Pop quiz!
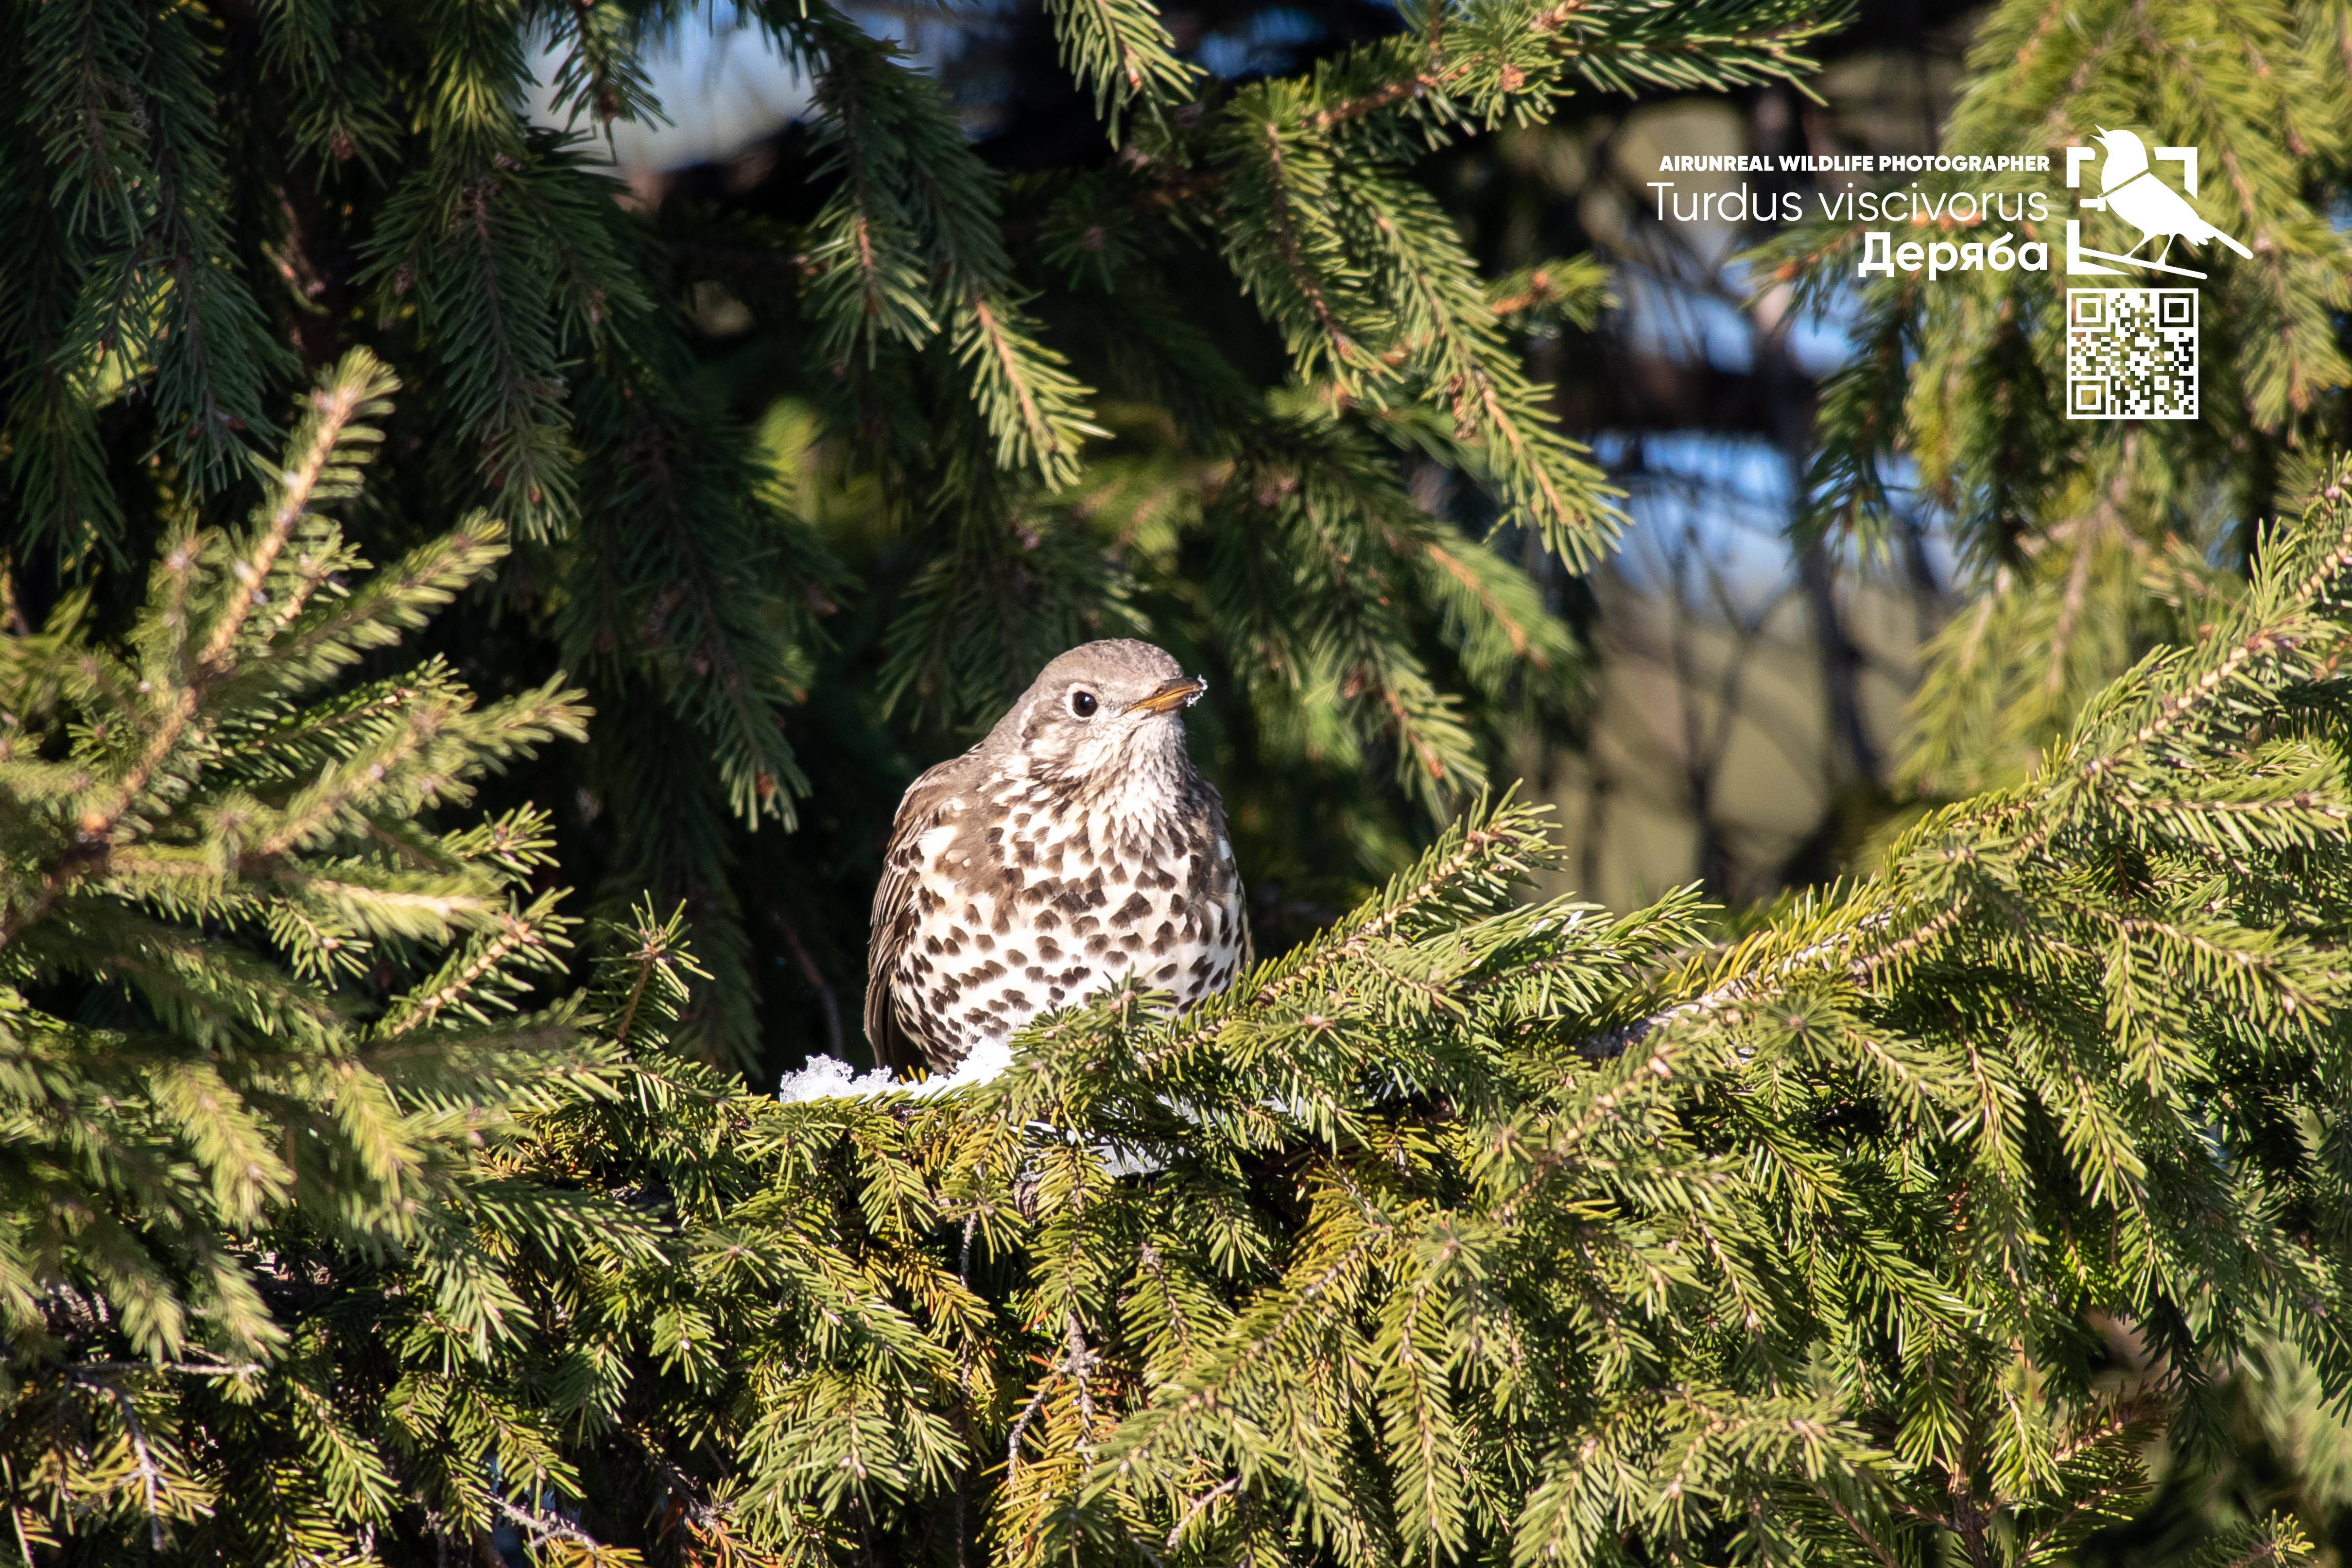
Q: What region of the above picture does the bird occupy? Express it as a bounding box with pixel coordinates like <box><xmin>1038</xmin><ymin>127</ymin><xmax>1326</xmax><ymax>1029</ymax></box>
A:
<box><xmin>865</xmin><ymin>639</ymin><xmax>1251</xmax><ymax>1074</ymax></box>
<box><xmin>2090</xmin><ymin>127</ymin><xmax>2252</xmax><ymax>266</ymax></box>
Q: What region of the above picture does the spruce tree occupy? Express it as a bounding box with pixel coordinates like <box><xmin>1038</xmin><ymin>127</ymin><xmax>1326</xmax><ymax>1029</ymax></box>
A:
<box><xmin>0</xmin><ymin>0</ymin><xmax>1842</xmax><ymax>1071</ymax></box>
<box><xmin>19</xmin><ymin>403</ymin><xmax>2352</xmax><ymax>1564</ymax></box>
<box><xmin>9</xmin><ymin>0</ymin><xmax>2352</xmax><ymax>1566</ymax></box>
<box><xmin>0</xmin><ymin>350</ymin><xmax>626</xmax><ymax>1559</ymax></box>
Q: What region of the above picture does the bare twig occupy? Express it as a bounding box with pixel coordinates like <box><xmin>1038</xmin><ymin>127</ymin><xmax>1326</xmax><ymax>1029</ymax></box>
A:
<box><xmin>1005</xmin><ymin>1370</ymin><xmax>1056</xmax><ymax>1476</ymax></box>
<box><xmin>1065</xmin><ymin>1313</ymin><xmax>1101</xmax><ymax>1455</ymax></box>
<box><xmin>1165</xmin><ymin>1476</ymin><xmax>1242</xmax><ymax>1551</ymax></box>
<box><xmin>89</xmin><ymin>1381</ymin><xmax>166</xmax><ymax>1550</ymax></box>
<box><xmin>494</xmin><ymin>1496</ymin><xmax>599</xmax><ymax>1549</ymax></box>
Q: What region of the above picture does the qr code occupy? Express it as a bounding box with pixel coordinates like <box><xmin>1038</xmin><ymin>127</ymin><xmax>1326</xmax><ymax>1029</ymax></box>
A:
<box><xmin>2066</xmin><ymin>289</ymin><xmax>2197</xmax><ymax>420</ymax></box>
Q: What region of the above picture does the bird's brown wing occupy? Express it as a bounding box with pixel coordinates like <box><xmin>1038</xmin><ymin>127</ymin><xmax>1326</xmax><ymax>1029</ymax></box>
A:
<box><xmin>865</xmin><ymin>752</ymin><xmax>977</xmax><ymax>1073</ymax></box>
<box><xmin>1199</xmin><ymin>775</ymin><xmax>1255</xmax><ymax>978</ymax></box>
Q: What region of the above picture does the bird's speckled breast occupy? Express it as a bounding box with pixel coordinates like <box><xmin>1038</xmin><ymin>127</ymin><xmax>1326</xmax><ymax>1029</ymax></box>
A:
<box><xmin>889</xmin><ymin>769</ymin><xmax>1245</xmax><ymax>1063</ymax></box>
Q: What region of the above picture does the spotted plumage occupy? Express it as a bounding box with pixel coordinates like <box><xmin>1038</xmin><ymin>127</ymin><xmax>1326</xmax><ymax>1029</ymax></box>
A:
<box><xmin>865</xmin><ymin>640</ymin><xmax>1251</xmax><ymax>1073</ymax></box>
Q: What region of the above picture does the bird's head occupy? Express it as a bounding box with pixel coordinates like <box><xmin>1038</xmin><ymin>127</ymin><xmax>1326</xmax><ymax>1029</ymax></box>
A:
<box><xmin>991</xmin><ymin>639</ymin><xmax>1207</xmax><ymax>787</ymax></box>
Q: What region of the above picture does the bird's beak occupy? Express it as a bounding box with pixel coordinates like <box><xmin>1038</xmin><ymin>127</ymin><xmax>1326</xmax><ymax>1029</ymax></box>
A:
<box><xmin>1126</xmin><ymin>676</ymin><xmax>1207</xmax><ymax>716</ymax></box>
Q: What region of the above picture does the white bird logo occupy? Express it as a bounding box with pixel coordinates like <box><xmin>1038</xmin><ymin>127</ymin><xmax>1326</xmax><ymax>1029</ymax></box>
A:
<box><xmin>2085</xmin><ymin>128</ymin><xmax>2252</xmax><ymax>266</ymax></box>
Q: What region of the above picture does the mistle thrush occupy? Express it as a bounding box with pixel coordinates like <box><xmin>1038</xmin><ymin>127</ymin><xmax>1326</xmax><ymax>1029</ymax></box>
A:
<box><xmin>865</xmin><ymin>640</ymin><xmax>1251</xmax><ymax>1073</ymax></box>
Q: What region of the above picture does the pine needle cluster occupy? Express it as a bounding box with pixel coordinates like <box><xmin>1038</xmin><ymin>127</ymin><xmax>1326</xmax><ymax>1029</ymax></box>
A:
<box><xmin>0</xmin><ymin>350</ymin><xmax>617</xmax><ymax>1560</ymax></box>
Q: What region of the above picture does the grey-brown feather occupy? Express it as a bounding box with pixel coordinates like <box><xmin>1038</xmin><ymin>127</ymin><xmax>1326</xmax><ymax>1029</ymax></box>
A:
<box><xmin>864</xmin><ymin>752</ymin><xmax>981</xmax><ymax>1073</ymax></box>
<box><xmin>864</xmin><ymin>640</ymin><xmax>1250</xmax><ymax>1073</ymax></box>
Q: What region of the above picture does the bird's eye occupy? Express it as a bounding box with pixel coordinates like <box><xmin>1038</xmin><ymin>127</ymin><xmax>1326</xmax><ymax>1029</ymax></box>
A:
<box><xmin>1070</xmin><ymin>689</ymin><xmax>1098</xmax><ymax>718</ymax></box>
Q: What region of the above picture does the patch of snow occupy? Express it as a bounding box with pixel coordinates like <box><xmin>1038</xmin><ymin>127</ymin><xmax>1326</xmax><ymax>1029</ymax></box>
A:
<box><xmin>775</xmin><ymin>1041</ymin><xmax>1176</xmax><ymax>1178</ymax></box>
<box><xmin>777</xmin><ymin>1039</ymin><xmax>1013</xmax><ymax>1103</ymax></box>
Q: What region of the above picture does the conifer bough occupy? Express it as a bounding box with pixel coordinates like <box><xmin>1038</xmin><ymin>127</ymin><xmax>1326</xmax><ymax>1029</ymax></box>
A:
<box><xmin>8</xmin><ymin>348</ymin><xmax>2352</xmax><ymax>1568</ymax></box>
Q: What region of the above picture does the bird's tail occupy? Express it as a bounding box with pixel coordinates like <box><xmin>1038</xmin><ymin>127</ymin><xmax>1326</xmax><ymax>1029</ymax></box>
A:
<box><xmin>2208</xmin><ymin>224</ymin><xmax>2254</xmax><ymax>258</ymax></box>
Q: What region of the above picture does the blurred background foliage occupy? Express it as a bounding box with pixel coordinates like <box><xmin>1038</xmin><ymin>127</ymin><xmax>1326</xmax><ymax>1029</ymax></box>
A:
<box><xmin>631</xmin><ymin>0</ymin><xmax>2003</xmax><ymax>930</ymax></box>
